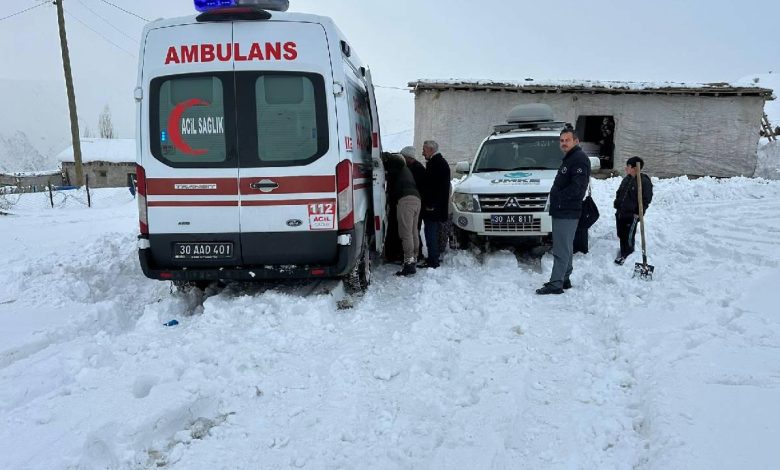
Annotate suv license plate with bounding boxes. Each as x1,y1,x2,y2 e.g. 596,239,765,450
174,242,233,260
491,215,533,224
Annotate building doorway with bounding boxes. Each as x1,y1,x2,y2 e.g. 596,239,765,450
575,115,615,170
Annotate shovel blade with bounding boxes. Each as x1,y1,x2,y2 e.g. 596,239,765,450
633,262,655,280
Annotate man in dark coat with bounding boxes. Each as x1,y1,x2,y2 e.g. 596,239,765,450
613,156,653,265
536,126,591,295
420,140,450,269
385,154,422,276
401,146,426,261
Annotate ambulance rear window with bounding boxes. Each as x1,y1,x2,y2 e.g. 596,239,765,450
253,74,327,164
150,74,231,167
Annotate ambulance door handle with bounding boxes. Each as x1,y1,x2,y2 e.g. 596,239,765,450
249,179,279,193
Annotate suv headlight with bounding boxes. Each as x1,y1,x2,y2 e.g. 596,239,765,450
452,192,480,212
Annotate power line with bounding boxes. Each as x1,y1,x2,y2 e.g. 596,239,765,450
97,0,148,22
75,0,137,43
63,8,136,58
0,1,50,23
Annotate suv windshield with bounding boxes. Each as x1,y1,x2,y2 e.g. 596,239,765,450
473,136,561,172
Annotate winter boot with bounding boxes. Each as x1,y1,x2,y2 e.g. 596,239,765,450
535,282,564,295
395,259,417,277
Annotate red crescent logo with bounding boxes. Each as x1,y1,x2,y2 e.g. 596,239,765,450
167,98,210,156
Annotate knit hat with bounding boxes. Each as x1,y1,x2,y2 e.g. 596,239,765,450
399,146,416,159
626,156,645,169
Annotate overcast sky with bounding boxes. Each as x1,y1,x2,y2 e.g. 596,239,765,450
0,0,776,147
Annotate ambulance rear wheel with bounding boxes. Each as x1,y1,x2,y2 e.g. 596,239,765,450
344,232,371,295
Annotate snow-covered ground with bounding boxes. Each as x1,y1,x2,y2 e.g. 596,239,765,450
1,178,779,469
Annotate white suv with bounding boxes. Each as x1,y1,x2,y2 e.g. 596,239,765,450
451,104,599,248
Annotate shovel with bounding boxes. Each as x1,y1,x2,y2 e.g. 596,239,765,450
633,162,654,280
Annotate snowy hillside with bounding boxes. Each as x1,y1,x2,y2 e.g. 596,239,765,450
1,177,779,469
0,79,71,172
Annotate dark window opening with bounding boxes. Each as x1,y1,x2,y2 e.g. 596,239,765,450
575,115,615,170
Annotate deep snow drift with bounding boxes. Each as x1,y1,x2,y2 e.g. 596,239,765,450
1,177,779,469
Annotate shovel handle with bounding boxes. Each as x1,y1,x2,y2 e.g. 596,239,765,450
636,163,648,265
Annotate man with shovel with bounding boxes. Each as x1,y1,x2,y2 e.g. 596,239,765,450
613,156,653,265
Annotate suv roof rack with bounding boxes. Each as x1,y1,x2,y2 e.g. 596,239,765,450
493,120,566,135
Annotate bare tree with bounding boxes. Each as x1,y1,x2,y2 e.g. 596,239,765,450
98,105,115,139
83,125,93,138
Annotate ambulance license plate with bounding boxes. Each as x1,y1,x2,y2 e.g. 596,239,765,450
491,215,533,224
173,242,233,260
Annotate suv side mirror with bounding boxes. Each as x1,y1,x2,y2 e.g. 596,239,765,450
589,157,601,171
455,161,471,174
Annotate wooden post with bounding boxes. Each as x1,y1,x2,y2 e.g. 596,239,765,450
48,182,54,208
86,174,91,208
55,0,84,186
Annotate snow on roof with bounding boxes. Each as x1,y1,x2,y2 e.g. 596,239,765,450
0,169,60,177
56,138,135,164
410,78,774,97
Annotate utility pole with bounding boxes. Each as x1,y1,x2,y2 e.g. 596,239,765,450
55,0,84,186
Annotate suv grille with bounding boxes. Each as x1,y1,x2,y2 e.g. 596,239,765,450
478,193,548,213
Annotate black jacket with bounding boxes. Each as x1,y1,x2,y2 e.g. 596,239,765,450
614,173,653,218
422,153,451,222
549,145,591,219
386,155,420,204
407,158,426,193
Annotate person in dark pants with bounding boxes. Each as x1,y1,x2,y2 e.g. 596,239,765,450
420,140,450,269
613,156,653,265
385,154,422,276
536,126,591,295
401,146,426,261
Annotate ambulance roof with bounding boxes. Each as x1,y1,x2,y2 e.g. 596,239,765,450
147,11,339,38
144,11,362,67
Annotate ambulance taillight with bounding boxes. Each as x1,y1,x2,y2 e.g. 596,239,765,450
336,160,354,231
136,165,149,236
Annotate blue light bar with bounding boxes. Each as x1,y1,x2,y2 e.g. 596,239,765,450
194,0,237,12
194,0,289,12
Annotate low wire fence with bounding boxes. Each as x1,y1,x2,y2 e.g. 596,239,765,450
0,178,135,214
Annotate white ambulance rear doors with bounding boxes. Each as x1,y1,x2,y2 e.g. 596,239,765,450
232,21,339,265
141,22,240,268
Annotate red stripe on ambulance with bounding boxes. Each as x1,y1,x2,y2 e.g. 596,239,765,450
146,178,238,196
148,200,238,207
240,198,335,207
239,176,335,194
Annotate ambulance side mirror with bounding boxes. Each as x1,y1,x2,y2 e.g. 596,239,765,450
589,157,601,171
455,161,471,174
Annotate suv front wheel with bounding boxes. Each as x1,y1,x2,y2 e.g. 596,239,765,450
452,226,472,250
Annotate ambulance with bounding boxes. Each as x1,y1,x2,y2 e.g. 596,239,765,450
134,0,386,293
